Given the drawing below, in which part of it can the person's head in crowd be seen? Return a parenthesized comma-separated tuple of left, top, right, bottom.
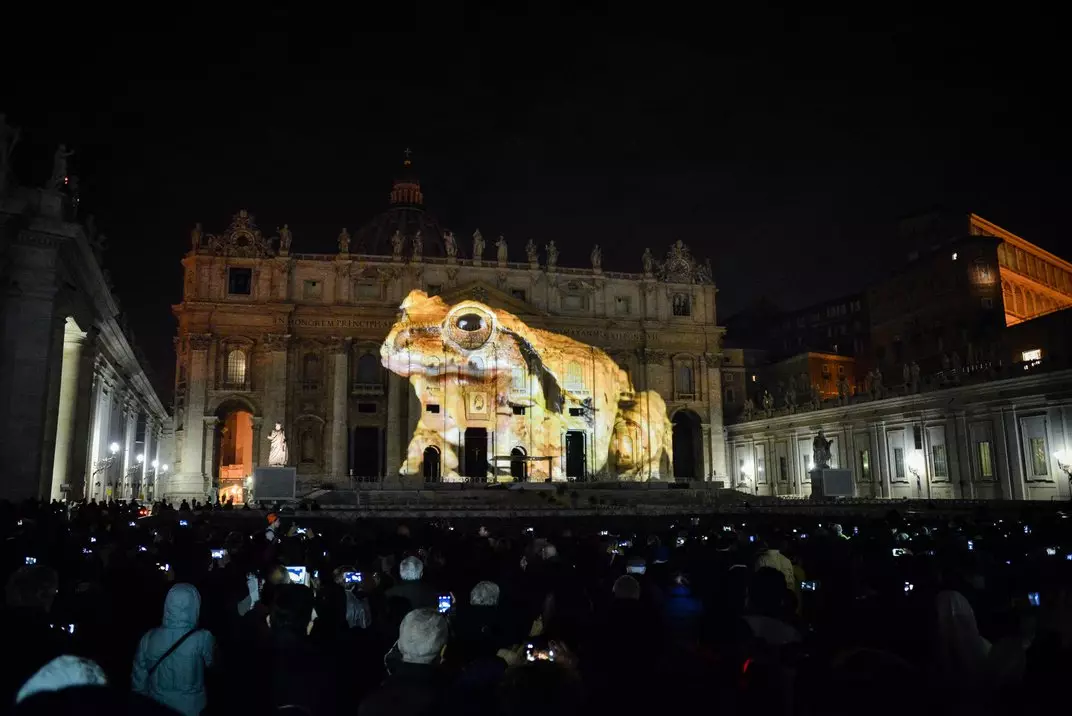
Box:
(269, 584, 317, 636)
(399, 556, 424, 582)
(265, 564, 289, 586)
(6, 565, 59, 613)
(398, 608, 448, 665)
(612, 575, 641, 600)
(15, 655, 107, 704)
(625, 556, 646, 575)
(470, 581, 500, 607)
(749, 567, 792, 619)
(498, 662, 583, 716)
(312, 581, 348, 634)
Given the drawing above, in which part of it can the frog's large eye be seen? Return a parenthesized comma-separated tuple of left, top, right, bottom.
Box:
(445, 306, 493, 351)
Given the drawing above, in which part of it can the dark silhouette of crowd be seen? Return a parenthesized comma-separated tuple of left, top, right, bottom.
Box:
(2, 496, 1070, 715)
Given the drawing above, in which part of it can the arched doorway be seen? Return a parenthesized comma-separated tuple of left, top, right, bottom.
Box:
(214, 399, 255, 503)
(510, 447, 527, 481)
(672, 410, 703, 481)
(422, 446, 441, 483)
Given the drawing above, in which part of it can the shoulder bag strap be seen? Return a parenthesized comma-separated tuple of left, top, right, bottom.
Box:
(147, 628, 199, 678)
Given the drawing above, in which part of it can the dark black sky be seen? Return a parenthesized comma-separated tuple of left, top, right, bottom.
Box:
(8, 7, 1066, 400)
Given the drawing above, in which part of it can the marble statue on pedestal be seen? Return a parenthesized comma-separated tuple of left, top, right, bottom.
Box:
(590, 244, 602, 271)
(525, 238, 538, 265)
(390, 230, 403, 259)
(812, 429, 832, 469)
(444, 230, 457, 259)
(267, 423, 288, 467)
(338, 228, 351, 254)
(190, 223, 203, 252)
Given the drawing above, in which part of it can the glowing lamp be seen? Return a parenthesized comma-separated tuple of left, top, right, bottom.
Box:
(136, 454, 144, 463)
(151, 460, 159, 469)
(109, 442, 120, 454)
(161, 464, 169, 472)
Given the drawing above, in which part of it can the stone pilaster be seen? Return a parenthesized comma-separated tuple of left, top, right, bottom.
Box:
(251, 417, 264, 468)
(122, 403, 138, 498)
(68, 328, 98, 501)
(202, 416, 219, 498)
(49, 319, 88, 500)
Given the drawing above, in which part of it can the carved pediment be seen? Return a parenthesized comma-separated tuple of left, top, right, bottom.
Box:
(439, 280, 545, 317)
(206, 210, 273, 258)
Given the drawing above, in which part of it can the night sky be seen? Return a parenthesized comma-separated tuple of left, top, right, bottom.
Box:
(7, 9, 1065, 400)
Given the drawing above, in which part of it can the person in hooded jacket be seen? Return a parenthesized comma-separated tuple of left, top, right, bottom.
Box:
(131, 583, 215, 716)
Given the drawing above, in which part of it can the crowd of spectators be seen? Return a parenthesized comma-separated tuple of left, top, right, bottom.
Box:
(2, 497, 1071, 715)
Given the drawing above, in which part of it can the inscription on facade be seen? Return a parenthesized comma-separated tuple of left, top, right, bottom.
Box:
(287, 317, 392, 330)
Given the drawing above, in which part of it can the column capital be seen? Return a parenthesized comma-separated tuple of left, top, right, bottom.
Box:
(328, 336, 352, 354)
(251, 416, 264, 426)
(203, 415, 219, 426)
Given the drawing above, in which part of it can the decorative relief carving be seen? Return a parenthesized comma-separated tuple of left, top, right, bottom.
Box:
(656, 240, 712, 285)
(206, 210, 272, 258)
(263, 333, 291, 351)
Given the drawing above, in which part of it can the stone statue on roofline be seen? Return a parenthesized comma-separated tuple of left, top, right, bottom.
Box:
(496, 235, 508, 265)
(338, 228, 351, 254)
(278, 224, 292, 253)
(526, 238, 539, 265)
(546, 240, 559, 270)
(642, 248, 654, 275)
(472, 229, 485, 261)
(590, 244, 602, 271)
(444, 230, 457, 259)
(412, 231, 423, 260)
(390, 230, 403, 259)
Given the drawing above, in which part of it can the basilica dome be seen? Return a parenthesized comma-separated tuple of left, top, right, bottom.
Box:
(351, 155, 450, 257)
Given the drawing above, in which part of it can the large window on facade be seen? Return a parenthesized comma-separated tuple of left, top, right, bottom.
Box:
(227, 267, 252, 295)
(677, 363, 694, 397)
(931, 444, 949, 478)
(565, 361, 584, 391)
(356, 354, 380, 385)
(978, 442, 994, 478)
(226, 349, 247, 386)
(1021, 416, 1050, 479)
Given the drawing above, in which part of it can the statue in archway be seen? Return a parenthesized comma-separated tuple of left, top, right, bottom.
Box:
(267, 422, 288, 466)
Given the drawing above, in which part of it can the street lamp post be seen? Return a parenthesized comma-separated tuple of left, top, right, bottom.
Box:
(92, 442, 121, 501)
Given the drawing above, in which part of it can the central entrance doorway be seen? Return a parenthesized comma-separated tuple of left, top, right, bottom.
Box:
(463, 428, 488, 481)
(215, 399, 254, 504)
(672, 410, 702, 481)
(565, 430, 586, 480)
(351, 427, 380, 479)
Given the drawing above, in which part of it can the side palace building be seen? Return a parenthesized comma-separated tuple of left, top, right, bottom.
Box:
(170, 160, 726, 500)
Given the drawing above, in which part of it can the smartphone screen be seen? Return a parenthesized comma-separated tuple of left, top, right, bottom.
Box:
(211, 549, 226, 560)
(525, 642, 556, 662)
(342, 571, 363, 584)
(437, 594, 453, 613)
(801, 580, 819, 591)
(285, 566, 308, 585)
(179, 520, 189, 527)
(1029, 592, 1041, 607)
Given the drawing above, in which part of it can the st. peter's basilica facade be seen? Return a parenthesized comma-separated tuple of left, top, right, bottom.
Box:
(169, 159, 725, 500)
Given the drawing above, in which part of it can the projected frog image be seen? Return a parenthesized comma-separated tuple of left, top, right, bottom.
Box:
(381, 290, 673, 482)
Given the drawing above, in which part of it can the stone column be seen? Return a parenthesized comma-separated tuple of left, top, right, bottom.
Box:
(122, 404, 137, 499)
(385, 372, 405, 482)
(175, 334, 211, 498)
(88, 380, 112, 500)
(141, 421, 153, 500)
(49, 319, 89, 500)
(330, 339, 351, 483)
(68, 330, 98, 501)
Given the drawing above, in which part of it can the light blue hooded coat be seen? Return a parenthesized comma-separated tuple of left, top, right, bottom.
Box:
(132, 583, 215, 716)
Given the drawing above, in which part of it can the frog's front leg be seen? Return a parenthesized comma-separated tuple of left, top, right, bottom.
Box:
(401, 420, 460, 480)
